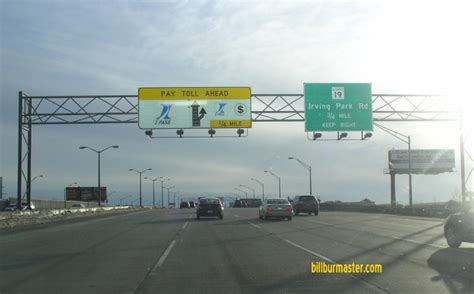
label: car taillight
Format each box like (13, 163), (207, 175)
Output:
(267, 207), (273, 212)
(288, 205), (293, 212)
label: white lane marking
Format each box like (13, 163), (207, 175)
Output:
(375, 221), (415, 228)
(93, 209), (151, 222)
(234, 214), (240, 218)
(306, 219), (335, 226)
(284, 239), (336, 264)
(247, 221), (262, 229)
(391, 236), (445, 248)
(152, 239), (177, 271)
(182, 222), (188, 229)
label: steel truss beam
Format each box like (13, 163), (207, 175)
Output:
(21, 93), (460, 125)
(17, 92), (470, 209)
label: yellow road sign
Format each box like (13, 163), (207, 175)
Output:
(139, 87), (251, 100)
(138, 87), (252, 129)
(210, 120), (252, 128)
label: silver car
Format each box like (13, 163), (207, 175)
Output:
(259, 199), (293, 220)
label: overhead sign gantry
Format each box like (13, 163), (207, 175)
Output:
(15, 88), (471, 210)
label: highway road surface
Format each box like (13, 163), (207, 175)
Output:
(1, 208), (473, 293)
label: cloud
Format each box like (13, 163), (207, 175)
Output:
(1, 1), (472, 205)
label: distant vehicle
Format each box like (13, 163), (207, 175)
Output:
(70, 204), (86, 209)
(189, 201), (195, 208)
(444, 205), (474, 248)
(180, 201), (190, 209)
(233, 200), (243, 207)
(292, 195), (319, 216)
(197, 198), (223, 220)
(4, 204), (17, 211)
(240, 199), (262, 208)
(259, 198), (293, 221)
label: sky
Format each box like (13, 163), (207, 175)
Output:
(1, 0), (473, 206)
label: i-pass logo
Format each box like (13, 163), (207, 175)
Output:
(216, 103), (227, 116)
(155, 104), (173, 125)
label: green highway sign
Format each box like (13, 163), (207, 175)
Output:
(304, 83), (373, 132)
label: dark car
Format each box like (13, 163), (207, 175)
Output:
(189, 201), (195, 208)
(292, 195), (319, 216)
(197, 198), (224, 220)
(180, 201), (190, 209)
(233, 200), (243, 207)
(444, 205), (474, 248)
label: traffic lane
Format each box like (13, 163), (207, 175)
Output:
(308, 211), (471, 248)
(233, 208), (473, 293)
(234, 208), (471, 249)
(137, 209), (382, 294)
(0, 209), (186, 294)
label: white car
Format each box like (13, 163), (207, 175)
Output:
(259, 199), (293, 220)
(4, 204), (17, 211)
(70, 203), (86, 209)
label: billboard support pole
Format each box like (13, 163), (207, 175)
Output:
(408, 136), (413, 207)
(17, 92), (23, 209)
(390, 172), (396, 207)
(26, 96), (32, 210)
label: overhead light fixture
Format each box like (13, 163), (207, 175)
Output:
(313, 133), (322, 140)
(362, 132), (373, 140)
(338, 132), (348, 140)
(208, 129), (216, 138)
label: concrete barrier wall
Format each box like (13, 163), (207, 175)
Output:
(7, 198), (100, 209)
(319, 202), (468, 218)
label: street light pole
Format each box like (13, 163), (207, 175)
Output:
(80, 145), (119, 207)
(234, 188), (248, 198)
(239, 184), (255, 198)
(159, 177), (170, 208)
(251, 178), (265, 200)
(288, 157), (312, 195)
(119, 195), (132, 206)
(129, 168), (152, 207)
(144, 177), (158, 208)
(164, 186), (175, 208)
(264, 170), (281, 198)
(173, 192), (178, 208)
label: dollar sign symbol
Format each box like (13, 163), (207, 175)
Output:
(237, 105), (244, 114)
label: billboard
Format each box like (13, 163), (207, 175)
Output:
(388, 149), (455, 174)
(138, 87), (252, 129)
(66, 187), (107, 202)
